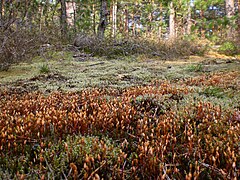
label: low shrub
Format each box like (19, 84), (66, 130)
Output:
(186, 64), (204, 72)
(0, 23), (66, 71)
(200, 86), (225, 98)
(39, 64), (50, 74)
(0, 28), (44, 71)
(73, 34), (207, 59)
(218, 41), (238, 55)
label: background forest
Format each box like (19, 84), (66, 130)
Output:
(0, 0), (240, 180)
(0, 0), (240, 68)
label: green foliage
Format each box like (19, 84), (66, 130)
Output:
(218, 41), (238, 56)
(186, 64), (203, 72)
(208, 35), (221, 45)
(0, 135), (120, 179)
(39, 64), (50, 74)
(200, 86), (225, 98)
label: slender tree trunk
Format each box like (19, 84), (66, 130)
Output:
(169, 1), (175, 39)
(60, 0), (67, 38)
(0, 0), (3, 28)
(112, 0), (117, 38)
(225, 0), (235, 38)
(238, 0), (240, 40)
(0, 0), (3, 20)
(158, 2), (163, 39)
(72, 0), (76, 33)
(39, 5), (43, 31)
(132, 12), (135, 36)
(148, 2), (153, 37)
(44, 0), (49, 27)
(124, 4), (129, 37)
(92, 1), (96, 35)
(186, 0), (192, 35)
(98, 0), (108, 39)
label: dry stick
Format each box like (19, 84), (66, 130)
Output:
(87, 160), (106, 180)
(87, 62), (105, 67)
(61, 168), (68, 180)
(200, 162), (227, 179)
(44, 156), (55, 180)
(163, 165), (171, 180)
(67, 168), (72, 179)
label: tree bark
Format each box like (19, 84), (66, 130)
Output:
(158, 2), (163, 39)
(0, 0), (3, 28)
(0, 0), (3, 20)
(60, 0), (67, 38)
(186, 0), (192, 35)
(225, 0), (235, 38)
(169, 1), (175, 39)
(92, 1), (96, 35)
(237, 0), (240, 40)
(124, 4), (129, 37)
(112, 0), (117, 38)
(98, 0), (108, 39)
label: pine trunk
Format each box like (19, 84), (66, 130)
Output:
(112, 0), (117, 38)
(186, 0), (192, 35)
(225, 0), (235, 39)
(169, 1), (175, 39)
(60, 0), (67, 38)
(124, 4), (129, 37)
(237, 0), (240, 40)
(158, 2), (163, 39)
(98, 0), (108, 39)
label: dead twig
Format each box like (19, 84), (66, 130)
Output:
(200, 162), (228, 179)
(163, 164), (171, 180)
(87, 62), (105, 67)
(87, 160), (106, 180)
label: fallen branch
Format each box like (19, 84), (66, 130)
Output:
(87, 160), (106, 180)
(87, 62), (105, 67)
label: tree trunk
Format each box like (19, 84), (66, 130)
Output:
(147, 2), (153, 37)
(112, 0), (117, 38)
(72, 0), (76, 33)
(238, 0), (240, 40)
(169, 1), (175, 39)
(0, 0), (3, 19)
(92, 1), (96, 35)
(158, 2), (163, 39)
(0, 0), (3, 28)
(124, 4), (129, 37)
(225, 0), (235, 38)
(98, 0), (108, 39)
(186, 0), (192, 35)
(60, 0), (67, 38)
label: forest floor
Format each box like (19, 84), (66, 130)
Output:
(1, 50), (240, 108)
(0, 50), (239, 111)
(0, 50), (239, 93)
(0, 50), (239, 179)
